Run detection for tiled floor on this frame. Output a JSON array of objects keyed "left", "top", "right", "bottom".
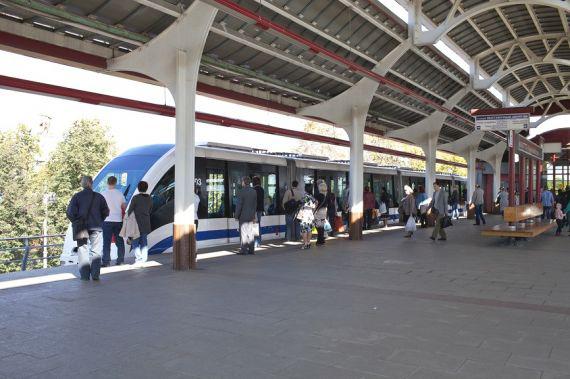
[{"left": 1, "top": 216, "right": 570, "bottom": 378}]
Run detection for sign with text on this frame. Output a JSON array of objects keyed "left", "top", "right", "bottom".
[
  {"left": 515, "top": 134, "right": 543, "bottom": 161},
  {"left": 472, "top": 108, "right": 532, "bottom": 131}
]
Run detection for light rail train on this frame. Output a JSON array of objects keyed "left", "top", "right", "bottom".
[{"left": 60, "top": 143, "right": 466, "bottom": 264}]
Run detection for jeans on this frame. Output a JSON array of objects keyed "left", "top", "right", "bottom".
[
  {"left": 132, "top": 234, "right": 148, "bottom": 263},
  {"left": 431, "top": 215, "right": 447, "bottom": 240},
  {"left": 475, "top": 204, "right": 486, "bottom": 225},
  {"left": 77, "top": 230, "right": 103, "bottom": 280},
  {"left": 286, "top": 214, "right": 301, "bottom": 241},
  {"left": 451, "top": 203, "right": 459, "bottom": 219},
  {"left": 102, "top": 221, "right": 125, "bottom": 264},
  {"left": 254, "top": 211, "right": 263, "bottom": 247},
  {"left": 239, "top": 221, "right": 255, "bottom": 255},
  {"left": 543, "top": 206, "right": 552, "bottom": 220}
]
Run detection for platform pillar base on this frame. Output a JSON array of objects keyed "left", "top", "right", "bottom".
[
  {"left": 349, "top": 212, "right": 363, "bottom": 240},
  {"left": 173, "top": 223, "right": 197, "bottom": 270}
]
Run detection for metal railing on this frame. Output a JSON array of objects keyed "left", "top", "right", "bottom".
[{"left": 0, "top": 234, "right": 65, "bottom": 272}]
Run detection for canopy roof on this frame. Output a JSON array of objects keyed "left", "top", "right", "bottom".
[{"left": 1, "top": 0, "right": 568, "bottom": 150}]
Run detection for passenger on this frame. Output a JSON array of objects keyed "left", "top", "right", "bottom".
[
  {"left": 555, "top": 203, "right": 564, "bottom": 236},
  {"left": 380, "top": 187, "right": 390, "bottom": 210},
  {"left": 514, "top": 191, "right": 520, "bottom": 206},
  {"left": 556, "top": 189, "right": 567, "bottom": 211},
  {"left": 363, "top": 186, "right": 376, "bottom": 230},
  {"left": 252, "top": 176, "right": 265, "bottom": 248},
  {"left": 471, "top": 184, "right": 486, "bottom": 226},
  {"left": 127, "top": 181, "right": 153, "bottom": 266},
  {"left": 66, "top": 175, "right": 109, "bottom": 281},
  {"left": 298, "top": 184, "right": 317, "bottom": 249},
  {"left": 415, "top": 185, "right": 428, "bottom": 228},
  {"left": 541, "top": 187, "right": 554, "bottom": 219},
  {"left": 101, "top": 176, "right": 126, "bottom": 267},
  {"left": 314, "top": 181, "right": 329, "bottom": 245},
  {"left": 401, "top": 185, "right": 416, "bottom": 238},
  {"left": 449, "top": 185, "right": 459, "bottom": 220},
  {"left": 194, "top": 185, "right": 200, "bottom": 231},
  {"left": 565, "top": 202, "right": 570, "bottom": 234},
  {"left": 429, "top": 182, "right": 448, "bottom": 242},
  {"left": 496, "top": 187, "right": 509, "bottom": 216},
  {"left": 327, "top": 192, "right": 338, "bottom": 237},
  {"left": 235, "top": 176, "right": 258, "bottom": 255},
  {"left": 282, "top": 180, "right": 304, "bottom": 241}
]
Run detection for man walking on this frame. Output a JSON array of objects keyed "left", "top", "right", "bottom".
[
  {"left": 541, "top": 187, "right": 554, "bottom": 219},
  {"left": 101, "top": 176, "right": 126, "bottom": 266},
  {"left": 67, "top": 176, "right": 109, "bottom": 280},
  {"left": 252, "top": 176, "right": 265, "bottom": 248},
  {"left": 471, "top": 184, "right": 486, "bottom": 226},
  {"left": 282, "top": 180, "right": 303, "bottom": 241},
  {"left": 429, "top": 182, "right": 448, "bottom": 241},
  {"left": 235, "top": 176, "right": 258, "bottom": 255}
]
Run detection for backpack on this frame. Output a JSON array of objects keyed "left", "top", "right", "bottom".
[{"left": 284, "top": 189, "right": 301, "bottom": 214}]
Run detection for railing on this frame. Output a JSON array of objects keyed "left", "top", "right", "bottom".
[{"left": 0, "top": 234, "right": 65, "bottom": 273}]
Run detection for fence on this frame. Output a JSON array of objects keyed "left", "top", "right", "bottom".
[{"left": 0, "top": 234, "right": 65, "bottom": 273}]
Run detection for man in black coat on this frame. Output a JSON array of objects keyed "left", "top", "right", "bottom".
[{"left": 67, "top": 175, "right": 109, "bottom": 280}]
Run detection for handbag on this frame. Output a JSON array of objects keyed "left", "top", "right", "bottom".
[
  {"left": 72, "top": 192, "right": 95, "bottom": 240},
  {"left": 442, "top": 216, "right": 453, "bottom": 229},
  {"left": 405, "top": 216, "right": 417, "bottom": 232},
  {"left": 252, "top": 222, "right": 260, "bottom": 237}
]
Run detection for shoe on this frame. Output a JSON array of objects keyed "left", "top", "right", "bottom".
[
  {"left": 249, "top": 252, "right": 255, "bottom": 255},
  {"left": 115, "top": 261, "right": 125, "bottom": 266},
  {"left": 438, "top": 238, "right": 447, "bottom": 241},
  {"left": 430, "top": 236, "right": 436, "bottom": 241},
  {"left": 80, "top": 277, "right": 90, "bottom": 281},
  {"left": 404, "top": 235, "right": 412, "bottom": 238},
  {"left": 473, "top": 224, "right": 480, "bottom": 226},
  {"left": 101, "top": 262, "right": 110, "bottom": 267},
  {"left": 236, "top": 252, "right": 246, "bottom": 255},
  {"left": 91, "top": 277, "right": 100, "bottom": 281}
]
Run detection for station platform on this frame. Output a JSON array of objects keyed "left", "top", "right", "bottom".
[{"left": 2, "top": 216, "right": 570, "bottom": 379}]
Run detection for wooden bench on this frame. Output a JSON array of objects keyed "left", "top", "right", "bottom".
[{"left": 481, "top": 203, "right": 557, "bottom": 238}]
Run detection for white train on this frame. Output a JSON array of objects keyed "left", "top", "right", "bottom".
[{"left": 60, "top": 143, "right": 466, "bottom": 264}]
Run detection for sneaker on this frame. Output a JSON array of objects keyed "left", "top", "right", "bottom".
[
  {"left": 438, "top": 238, "right": 447, "bottom": 241},
  {"left": 430, "top": 236, "right": 436, "bottom": 241},
  {"left": 101, "top": 262, "right": 111, "bottom": 268}
]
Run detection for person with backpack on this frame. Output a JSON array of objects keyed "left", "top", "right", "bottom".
[
  {"left": 282, "top": 180, "right": 304, "bottom": 241},
  {"left": 66, "top": 175, "right": 109, "bottom": 281}
]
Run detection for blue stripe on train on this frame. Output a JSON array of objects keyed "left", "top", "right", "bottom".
[{"left": 149, "top": 224, "right": 286, "bottom": 255}]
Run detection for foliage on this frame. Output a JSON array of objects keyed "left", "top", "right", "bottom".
[
  {"left": 294, "top": 122, "right": 349, "bottom": 160},
  {"left": 42, "top": 119, "right": 116, "bottom": 234}
]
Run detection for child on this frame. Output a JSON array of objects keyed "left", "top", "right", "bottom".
[{"left": 555, "top": 203, "right": 564, "bottom": 236}]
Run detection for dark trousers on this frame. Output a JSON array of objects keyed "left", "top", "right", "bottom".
[
  {"left": 419, "top": 212, "right": 427, "bottom": 228},
  {"left": 316, "top": 227, "right": 325, "bottom": 244},
  {"left": 102, "top": 221, "right": 125, "bottom": 264},
  {"left": 285, "top": 214, "right": 300, "bottom": 241},
  {"left": 475, "top": 204, "right": 486, "bottom": 225},
  {"left": 364, "top": 209, "right": 373, "bottom": 229},
  {"left": 543, "top": 206, "right": 552, "bottom": 220},
  {"left": 556, "top": 219, "right": 563, "bottom": 234}
]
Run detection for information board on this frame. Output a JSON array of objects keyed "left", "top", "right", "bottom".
[{"left": 475, "top": 113, "right": 530, "bottom": 131}]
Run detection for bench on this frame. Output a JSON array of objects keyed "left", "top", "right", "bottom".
[{"left": 481, "top": 203, "right": 557, "bottom": 238}]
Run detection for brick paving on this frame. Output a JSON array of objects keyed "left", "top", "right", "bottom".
[{"left": 1, "top": 215, "right": 570, "bottom": 378}]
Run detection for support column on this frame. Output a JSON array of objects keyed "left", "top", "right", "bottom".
[
  {"left": 528, "top": 159, "right": 534, "bottom": 203},
  {"left": 422, "top": 133, "right": 438, "bottom": 197},
  {"left": 553, "top": 164, "right": 556, "bottom": 192},
  {"left": 107, "top": 0, "right": 217, "bottom": 270},
  {"left": 467, "top": 147, "right": 477, "bottom": 204},
  {"left": 537, "top": 160, "right": 543, "bottom": 201},
  {"left": 348, "top": 106, "right": 365, "bottom": 240},
  {"left": 493, "top": 154, "right": 503, "bottom": 202},
  {"left": 508, "top": 131, "right": 516, "bottom": 206},
  {"left": 519, "top": 156, "right": 526, "bottom": 204}
]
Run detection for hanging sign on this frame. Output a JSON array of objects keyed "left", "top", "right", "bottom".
[
  {"left": 471, "top": 108, "right": 532, "bottom": 131},
  {"left": 515, "top": 134, "right": 543, "bottom": 161}
]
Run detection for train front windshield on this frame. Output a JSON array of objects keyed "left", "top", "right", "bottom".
[{"left": 92, "top": 155, "right": 160, "bottom": 201}]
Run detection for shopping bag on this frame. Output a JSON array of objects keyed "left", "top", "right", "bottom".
[
  {"left": 324, "top": 219, "right": 332, "bottom": 233},
  {"left": 442, "top": 216, "right": 453, "bottom": 229},
  {"left": 405, "top": 217, "right": 417, "bottom": 232},
  {"left": 379, "top": 202, "right": 387, "bottom": 214},
  {"left": 252, "top": 222, "right": 260, "bottom": 237}
]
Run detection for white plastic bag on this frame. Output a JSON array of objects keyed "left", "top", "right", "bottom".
[
  {"left": 405, "top": 216, "right": 417, "bottom": 232},
  {"left": 379, "top": 202, "right": 387, "bottom": 214}
]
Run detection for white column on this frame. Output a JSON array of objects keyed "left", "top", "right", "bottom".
[
  {"left": 493, "top": 155, "right": 502, "bottom": 199},
  {"left": 348, "top": 106, "right": 365, "bottom": 240},
  {"left": 467, "top": 147, "right": 477, "bottom": 203},
  {"left": 422, "top": 132, "right": 438, "bottom": 197}
]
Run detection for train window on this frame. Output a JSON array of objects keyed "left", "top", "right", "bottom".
[
  {"left": 93, "top": 169, "right": 146, "bottom": 202},
  {"left": 206, "top": 168, "right": 225, "bottom": 218},
  {"left": 150, "top": 166, "right": 175, "bottom": 231}
]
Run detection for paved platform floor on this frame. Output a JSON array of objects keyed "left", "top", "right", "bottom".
[{"left": 2, "top": 216, "right": 570, "bottom": 378}]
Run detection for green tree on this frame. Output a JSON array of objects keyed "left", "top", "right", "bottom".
[
  {"left": 294, "top": 122, "right": 349, "bottom": 160},
  {"left": 0, "top": 125, "right": 43, "bottom": 272},
  {"left": 43, "top": 119, "right": 116, "bottom": 234}
]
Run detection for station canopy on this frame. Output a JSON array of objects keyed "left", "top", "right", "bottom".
[{"left": 1, "top": 0, "right": 569, "bottom": 151}]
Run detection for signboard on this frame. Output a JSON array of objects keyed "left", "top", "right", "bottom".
[
  {"left": 515, "top": 134, "right": 543, "bottom": 161},
  {"left": 472, "top": 107, "right": 532, "bottom": 131},
  {"left": 543, "top": 142, "right": 562, "bottom": 154}
]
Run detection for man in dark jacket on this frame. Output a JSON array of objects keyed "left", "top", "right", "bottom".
[
  {"left": 235, "top": 176, "right": 258, "bottom": 255},
  {"left": 67, "top": 175, "right": 109, "bottom": 280},
  {"left": 252, "top": 176, "right": 265, "bottom": 248}
]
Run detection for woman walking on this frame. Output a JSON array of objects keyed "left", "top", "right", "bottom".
[
  {"left": 314, "top": 181, "right": 329, "bottom": 246},
  {"left": 555, "top": 203, "right": 564, "bottom": 236},
  {"left": 415, "top": 185, "right": 428, "bottom": 228},
  {"left": 297, "top": 184, "right": 317, "bottom": 250},
  {"left": 400, "top": 185, "right": 417, "bottom": 238},
  {"left": 127, "top": 181, "right": 153, "bottom": 266}
]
